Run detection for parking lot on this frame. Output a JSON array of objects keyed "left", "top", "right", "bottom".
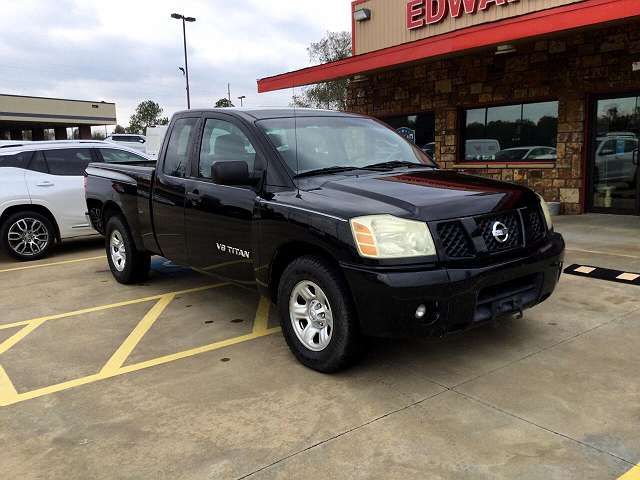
[{"left": 0, "top": 215, "right": 639, "bottom": 479}]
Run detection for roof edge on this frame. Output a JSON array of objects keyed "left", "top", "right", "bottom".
[{"left": 257, "top": 0, "right": 640, "bottom": 93}]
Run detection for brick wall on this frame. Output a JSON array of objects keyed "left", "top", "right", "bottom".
[{"left": 347, "top": 21, "right": 640, "bottom": 214}]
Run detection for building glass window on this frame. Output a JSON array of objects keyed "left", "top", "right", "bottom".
[
  {"left": 463, "top": 101, "right": 559, "bottom": 162},
  {"left": 381, "top": 113, "right": 436, "bottom": 158}
]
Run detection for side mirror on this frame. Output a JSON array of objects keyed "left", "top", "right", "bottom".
[{"left": 211, "top": 161, "right": 252, "bottom": 186}]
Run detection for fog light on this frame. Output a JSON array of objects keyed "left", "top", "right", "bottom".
[{"left": 415, "top": 304, "right": 427, "bottom": 319}]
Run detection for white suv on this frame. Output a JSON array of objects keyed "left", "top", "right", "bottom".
[{"left": 0, "top": 141, "right": 153, "bottom": 261}]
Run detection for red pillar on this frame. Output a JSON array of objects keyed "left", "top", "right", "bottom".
[
  {"left": 54, "top": 127, "right": 67, "bottom": 140},
  {"left": 78, "top": 125, "right": 92, "bottom": 140},
  {"left": 31, "top": 128, "right": 45, "bottom": 141}
]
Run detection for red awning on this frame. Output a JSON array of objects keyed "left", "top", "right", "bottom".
[{"left": 257, "top": 0, "right": 640, "bottom": 93}]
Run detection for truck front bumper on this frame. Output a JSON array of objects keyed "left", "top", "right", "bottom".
[{"left": 340, "top": 232, "right": 565, "bottom": 338}]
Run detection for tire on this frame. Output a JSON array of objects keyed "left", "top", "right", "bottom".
[
  {"left": 1, "top": 211, "right": 55, "bottom": 261},
  {"left": 277, "top": 255, "right": 363, "bottom": 373},
  {"left": 105, "top": 215, "right": 150, "bottom": 284}
]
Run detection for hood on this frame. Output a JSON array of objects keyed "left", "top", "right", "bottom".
[{"left": 299, "top": 169, "right": 537, "bottom": 222}]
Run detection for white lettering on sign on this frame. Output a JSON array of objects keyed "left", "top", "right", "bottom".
[
  {"left": 407, "top": 0, "right": 519, "bottom": 30},
  {"left": 216, "top": 243, "right": 251, "bottom": 259}
]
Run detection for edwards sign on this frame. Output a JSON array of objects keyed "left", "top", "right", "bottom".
[{"left": 407, "top": 0, "right": 520, "bottom": 30}]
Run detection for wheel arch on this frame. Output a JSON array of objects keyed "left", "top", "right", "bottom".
[
  {"left": 0, "top": 204, "right": 61, "bottom": 243},
  {"left": 268, "top": 240, "right": 351, "bottom": 305}
]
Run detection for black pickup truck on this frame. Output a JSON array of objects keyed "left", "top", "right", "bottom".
[{"left": 85, "top": 108, "right": 565, "bottom": 372}]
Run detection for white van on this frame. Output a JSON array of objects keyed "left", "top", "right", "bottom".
[
  {"left": 465, "top": 139, "right": 501, "bottom": 161},
  {"left": 144, "top": 126, "right": 169, "bottom": 159}
]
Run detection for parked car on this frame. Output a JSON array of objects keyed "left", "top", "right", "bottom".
[
  {"left": 494, "top": 146, "right": 558, "bottom": 162},
  {"left": 465, "top": 139, "right": 501, "bottom": 161},
  {"left": 105, "top": 134, "right": 147, "bottom": 153},
  {"left": 0, "top": 140, "right": 31, "bottom": 148},
  {"left": 594, "top": 134, "right": 639, "bottom": 186},
  {"left": 86, "top": 109, "right": 564, "bottom": 373},
  {"left": 0, "top": 141, "right": 154, "bottom": 261}
]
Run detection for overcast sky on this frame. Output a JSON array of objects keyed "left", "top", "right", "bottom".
[{"left": 0, "top": 0, "right": 351, "bottom": 129}]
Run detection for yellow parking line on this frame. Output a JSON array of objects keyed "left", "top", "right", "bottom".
[
  {"left": 100, "top": 294, "right": 176, "bottom": 375},
  {"left": 619, "top": 466, "right": 640, "bottom": 480},
  {"left": 0, "top": 283, "right": 229, "bottom": 332},
  {"left": 0, "top": 283, "right": 229, "bottom": 359},
  {"left": 0, "top": 296, "right": 280, "bottom": 407},
  {"left": 0, "top": 320, "right": 48, "bottom": 354},
  {"left": 0, "top": 365, "right": 18, "bottom": 405},
  {"left": 0, "top": 255, "right": 106, "bottom": 274}
]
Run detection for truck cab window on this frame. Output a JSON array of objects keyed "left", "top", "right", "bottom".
[
  {"left": 199, "top": 118, "right": 258, "bottom": 180},
  {"left": 163, "top": 118, "right": 197, "bottom": 178},
  {"left": 100, "top": 148, "right": 146, "bottom": 164}
]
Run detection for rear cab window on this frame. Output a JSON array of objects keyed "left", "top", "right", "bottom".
[
  {"left": 163, "top": 118, "right": 198, "bottom": 178},
  {"left": 99, "top": 148, "right": 147, "bottom": 164}
]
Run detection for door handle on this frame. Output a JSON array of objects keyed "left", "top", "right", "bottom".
[{"left": 36, "top": 181, "right": 55, "bottom": 187}]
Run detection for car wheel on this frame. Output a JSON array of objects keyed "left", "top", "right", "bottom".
[
  {"left": 105, "top": 215, "right": 150, "bottom": 284},
  {"left": 277, "top": 255, "right": 363, "bottom": 373},
  {"left": 1, "top": 211, "right": 54, "bottom": 261}
]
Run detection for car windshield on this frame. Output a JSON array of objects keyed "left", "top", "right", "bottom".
[{"left": 257, "top": 116, "right": 436, "bottom": 176}]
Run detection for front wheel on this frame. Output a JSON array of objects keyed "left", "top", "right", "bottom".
[
  {"left": 277, "top": 256, "right": 363, "bottom": 373},
  {"left": 105, "top": 215, "right": 150, "bottom": 284},
  {"left": 1, "top": 211, "right": 55, "bottom": 261}
]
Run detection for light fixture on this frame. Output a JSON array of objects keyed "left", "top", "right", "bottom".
[
  {"left": 495, "top": 44, "right": 517, "bottom": 55},
  {"left": 353, "top": 8, "right": 372, "bottom": 22}
]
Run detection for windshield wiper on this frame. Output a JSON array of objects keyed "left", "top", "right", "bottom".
[
  {"left": 295, "top": 166, "right": 363, "bottom": 178},
  {"left": 362, "top": 161, "right": 431, "bottom": 170}
]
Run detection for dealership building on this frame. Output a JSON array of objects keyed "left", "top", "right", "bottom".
[
  {"left": 0, "top": 94, "right": 116, "bottom": 141},
  {"left": 259, "top": 0, "right": 640, "bottom": 215}
]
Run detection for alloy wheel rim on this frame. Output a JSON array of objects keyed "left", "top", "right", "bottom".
[
  {"left": 289, "top": 280, "right": 334, "bottom": 352},
  {"left": 110, "top": 230, "right": 127, "bottom": 272},
  {"left": 7, "top": 218, "right": 49, "bottom": 257}
]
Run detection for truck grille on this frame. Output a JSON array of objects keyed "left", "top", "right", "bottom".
[
  {"left": 434, "top": 207, "right": 546, "bottom": 261},
  {"left": 477, "top": 211, "right": 522, "bottom": 252},
  {"left": 437, "top": 221, "right": 474, "bottom": 259},
  {"left": 523, "top": 208, "right": 546, "bottom": 244}
]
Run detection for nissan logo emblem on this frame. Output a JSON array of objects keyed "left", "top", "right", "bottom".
[{"left": 492, "top": 221, "right": 510, "bottom": 243}]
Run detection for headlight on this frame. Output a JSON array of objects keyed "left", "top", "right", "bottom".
[
  {"left": 536, "top": 193, "right": 553, "bottom": 230},
  {"left": 350, "top": 215, "right": 436, "bottom": 259}
]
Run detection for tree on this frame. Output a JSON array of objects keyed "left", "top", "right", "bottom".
[
  {"left": 128, "top": 100, "right": 169, "bottom": 134},
  {"left": 113, "top": 125, "right": 126, "bottom": 134},
  {"left": 215, "top": 98, "right": 235, "bottom": 108},
  {"left": 92, "top": 131, "right": 106, "bottom": 140},
  {"left": 292, "top": 31, "right": 352, "bottom": 111}
]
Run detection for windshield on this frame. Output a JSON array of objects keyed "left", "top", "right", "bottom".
[{"left": 257, "top": 116, "right": 436, "bottom": 176}]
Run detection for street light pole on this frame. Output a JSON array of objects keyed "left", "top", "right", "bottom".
[
  {"left": 171, "top": 13, "right": 196, "bottom": 109},
  {"left": 237, "top": 95, "right": 246, "bottom": 107}
]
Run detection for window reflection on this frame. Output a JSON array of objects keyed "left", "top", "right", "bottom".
[
  {"left": 381, "top": 113, "right": 436, "bottom": 158},
  {"left": 591, "top": 95, "right": 639, "bottom": 212},
  {"left": 463, "top": 101, "right": 559, "bottom": 162}
]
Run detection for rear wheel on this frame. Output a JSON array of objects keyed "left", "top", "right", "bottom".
[
  {"left": 1, "top": 211, "right": 54, "bottom": 261},
  {"left": 105, "top": 215, "right": 150, "bottom": 284},
  {"left": 277, "top": 255, "right": 363, "bottom": 373}
]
